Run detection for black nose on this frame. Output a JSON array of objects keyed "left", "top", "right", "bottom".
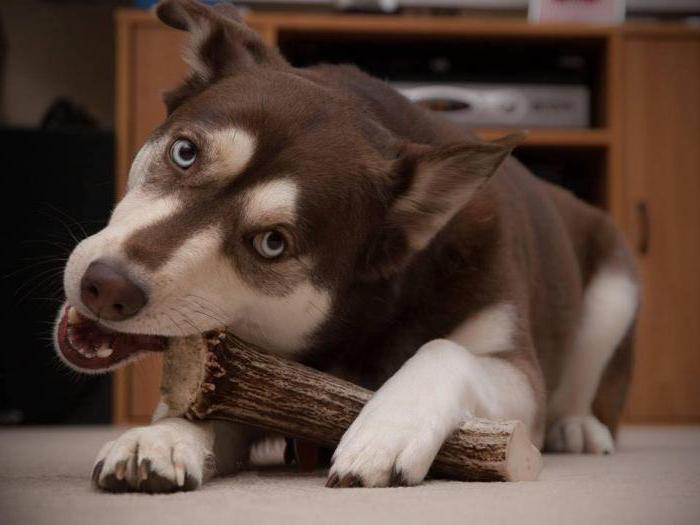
[{"left": 80, "top": 261, "right": 147, "bottom": 321}]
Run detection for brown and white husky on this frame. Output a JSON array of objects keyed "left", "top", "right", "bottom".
[{"left": 54, "top": 0, "right": 638, "bottom": 492}]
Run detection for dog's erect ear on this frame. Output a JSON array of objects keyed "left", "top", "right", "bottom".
[
  {"left": 156, "top": 0, "right": 285, "bottom": 82},
  {"left": 362, "top": 133, "right": 523, "bottom": 280}
]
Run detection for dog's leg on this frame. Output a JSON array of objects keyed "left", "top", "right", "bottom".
[
  {"left": 546, "top": 268, "right": 638, "bottom": 454},
  {"left": 328, "top": 337, "right": 537, "bottom": 488},
  {"left": 93, "top": 403, "right": 251, "bottom": 492}
]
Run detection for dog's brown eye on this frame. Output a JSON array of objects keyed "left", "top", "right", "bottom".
[
  {"left": 170, "top": 139, "right": 197, "bottom": 169},
  {"left": 253, "top": 230, "right": 286, "bottom": 259}
]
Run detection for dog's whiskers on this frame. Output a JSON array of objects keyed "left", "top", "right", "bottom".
[
  {"left": 41, "top": 203, "right": 90, "bottom": 242},
  {"left": 184, "top": 293, "right": 228, "bottom": 320},
  {"left": 163, "top": 310, "right": 189, "bottom": 337},
  {"left": 13, "top": 268, "right": 66, "bottom": 306},
  {"left": 169, "top": 306, "right": 204, "bottom": 336},
  {"left": 2, "top": 257, "right": 66, "bottom": 280}
]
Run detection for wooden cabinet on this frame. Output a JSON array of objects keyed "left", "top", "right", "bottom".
[
  {"left": 620, "top": 36, "right": 700, "bottom": 422},
  {"left": 113, "top": 10, "right": 700, "bottom": 424}
]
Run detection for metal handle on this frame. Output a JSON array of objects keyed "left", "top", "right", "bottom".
[{"left": 636, "top": 201, "right": 650, "bottom": 255}]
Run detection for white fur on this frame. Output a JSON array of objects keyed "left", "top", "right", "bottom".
[
  {"left": 94, "top": 418, "right": 215, "bottom": 490},
  {"left": 109, "top": 188, "right": 181, "bottom": 231},
  {"left": 208, "top": 127, "right": 256, "bottom": 181},
  {"left": 249, "top": 437, "right": 286, "bottom": 466},
  {"left": 233, "top": 279, "right": 331, "bottom": 356},
  {"left": 330, "top": 338, "right": 536, "bottom": 487},
  {"left": 127, "top": 140, "right": 160, "bottom": 190},
  {"left": 243, "top": 179, "right": 299, "bottom": 226},
  {"left": 151, "top": 399, "right": 170, "bottom": 423},
  {"left": 547, "top": 268, "right": 638, "bottom": 454},
  {"left": 546, "top": 415, "right": 615, "bottom": 454},
  {"left": 448, "top": 302, "right": 517, "bottom": 355}
]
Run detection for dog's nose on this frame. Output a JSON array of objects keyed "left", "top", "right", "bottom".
[{"left": 80, "top": 261, "right": 147, "bottom": 321}]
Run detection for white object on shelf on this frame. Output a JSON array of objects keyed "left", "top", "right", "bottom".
[
  {"left": 529, "top": 0, "right": 626, "bottom": 24},
  {"left": 395, "top": 82, "right": 590, "bottom": 128}
]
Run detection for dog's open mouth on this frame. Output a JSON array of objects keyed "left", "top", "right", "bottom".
[{"left": 56, "top": 305, "right": 168, "bottom": 371}]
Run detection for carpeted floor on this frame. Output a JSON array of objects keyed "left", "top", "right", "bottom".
[{"left": 1, "top": 426, "right": 699, "bottom": 525}]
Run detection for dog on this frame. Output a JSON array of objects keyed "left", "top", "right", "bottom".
[{"left": 54, "top": 0, "right": 638, "bottom": 492}]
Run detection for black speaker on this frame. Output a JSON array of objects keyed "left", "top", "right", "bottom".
[{"left": 0, "top": 127, "right": 114, "bottom": 424}]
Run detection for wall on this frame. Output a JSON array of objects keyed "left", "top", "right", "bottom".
[{"left": 0, "top": 0, "right": 120, "bottom": 129}]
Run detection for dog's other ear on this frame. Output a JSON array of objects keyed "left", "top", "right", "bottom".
[
  {"left": 156, "top": 0, "right": 286, "bottom": 82},
  {"left": 362, "top": 133, "right": 523, "bottom": 280}
]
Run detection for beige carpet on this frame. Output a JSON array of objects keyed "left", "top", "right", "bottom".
[{"left": 1, "top": 426, "right": 699, "bottom": 525}]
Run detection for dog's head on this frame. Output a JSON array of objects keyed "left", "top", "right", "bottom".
[{"left": 55, "top": 0, "right": 516, "bottom": 373}]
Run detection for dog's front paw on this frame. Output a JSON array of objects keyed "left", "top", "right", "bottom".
[
  {"left": 545, "top": 415, "right": 615, "bottom": 454},
  {"left": 92, "top": 423, "right": 213, "bottom": 493},
  {"left": 327, "top": 408, "right": 445, "bottom": 488}
]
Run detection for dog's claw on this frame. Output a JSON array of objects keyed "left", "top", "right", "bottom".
[
  {"left": 325, "top": 472, "right": 339, "bottom": 488},
  {"left": 114, "top": 459, "right": 128, "bottom": 481},
  {"left": 389, "top": 468, "right": 408, "bottom": 487},
  {"left": 138, "top": 459, "right": 151, "bottom": 482},
  {"left": 91, "top": 460, "right": 104, "bottom": 486},
  {"left": 338, "top": 474, "right": 363, "bottom": 488},
  {"left": 175, "top": 462, "right": 186, "bottom": 487}
]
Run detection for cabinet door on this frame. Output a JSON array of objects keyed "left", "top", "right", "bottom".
[{"left": 622, "top": 37, "right": 700, "bottom": 422}]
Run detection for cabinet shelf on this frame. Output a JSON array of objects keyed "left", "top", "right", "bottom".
[{"left": 476, "top": 128, "right": 610, "bottom": 147}]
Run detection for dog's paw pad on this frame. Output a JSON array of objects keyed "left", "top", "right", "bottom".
[{"left": 546, "top": 415, "right": 615, "bottom": 454}]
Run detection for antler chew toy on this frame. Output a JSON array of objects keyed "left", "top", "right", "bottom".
[{"left": 160, "top": 331, "right": 543, "bottom": 482}]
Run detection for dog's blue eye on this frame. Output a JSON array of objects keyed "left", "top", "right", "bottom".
[
  {"left": 253, "top": 230, "right": 286, "bottom": 259},
  {"left": 170, "top": 139, "right": 197, "bottom": 169}
]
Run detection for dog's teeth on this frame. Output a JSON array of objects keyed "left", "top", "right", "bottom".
[
  {"left": 74, "top": 343, "right": 95, "bottom": 359},
  {"left": 67, "top": 307, "right": 80, "bottom": 324},
  {"left": 68, "top": 330, "right": 79, "bottom": 349},
  {"left": 80, "top": 347, "right": 96, "bottom": 359},
  {"left": 175, "top": 462, "right": 185, "bottom": 487},
  {"left": 96, "top": 345, "right": 113, "bottom": 358}
]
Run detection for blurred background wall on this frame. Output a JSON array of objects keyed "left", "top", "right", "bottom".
[{"left": 0, "top": 0, "right": 118, "bottom": 129}]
